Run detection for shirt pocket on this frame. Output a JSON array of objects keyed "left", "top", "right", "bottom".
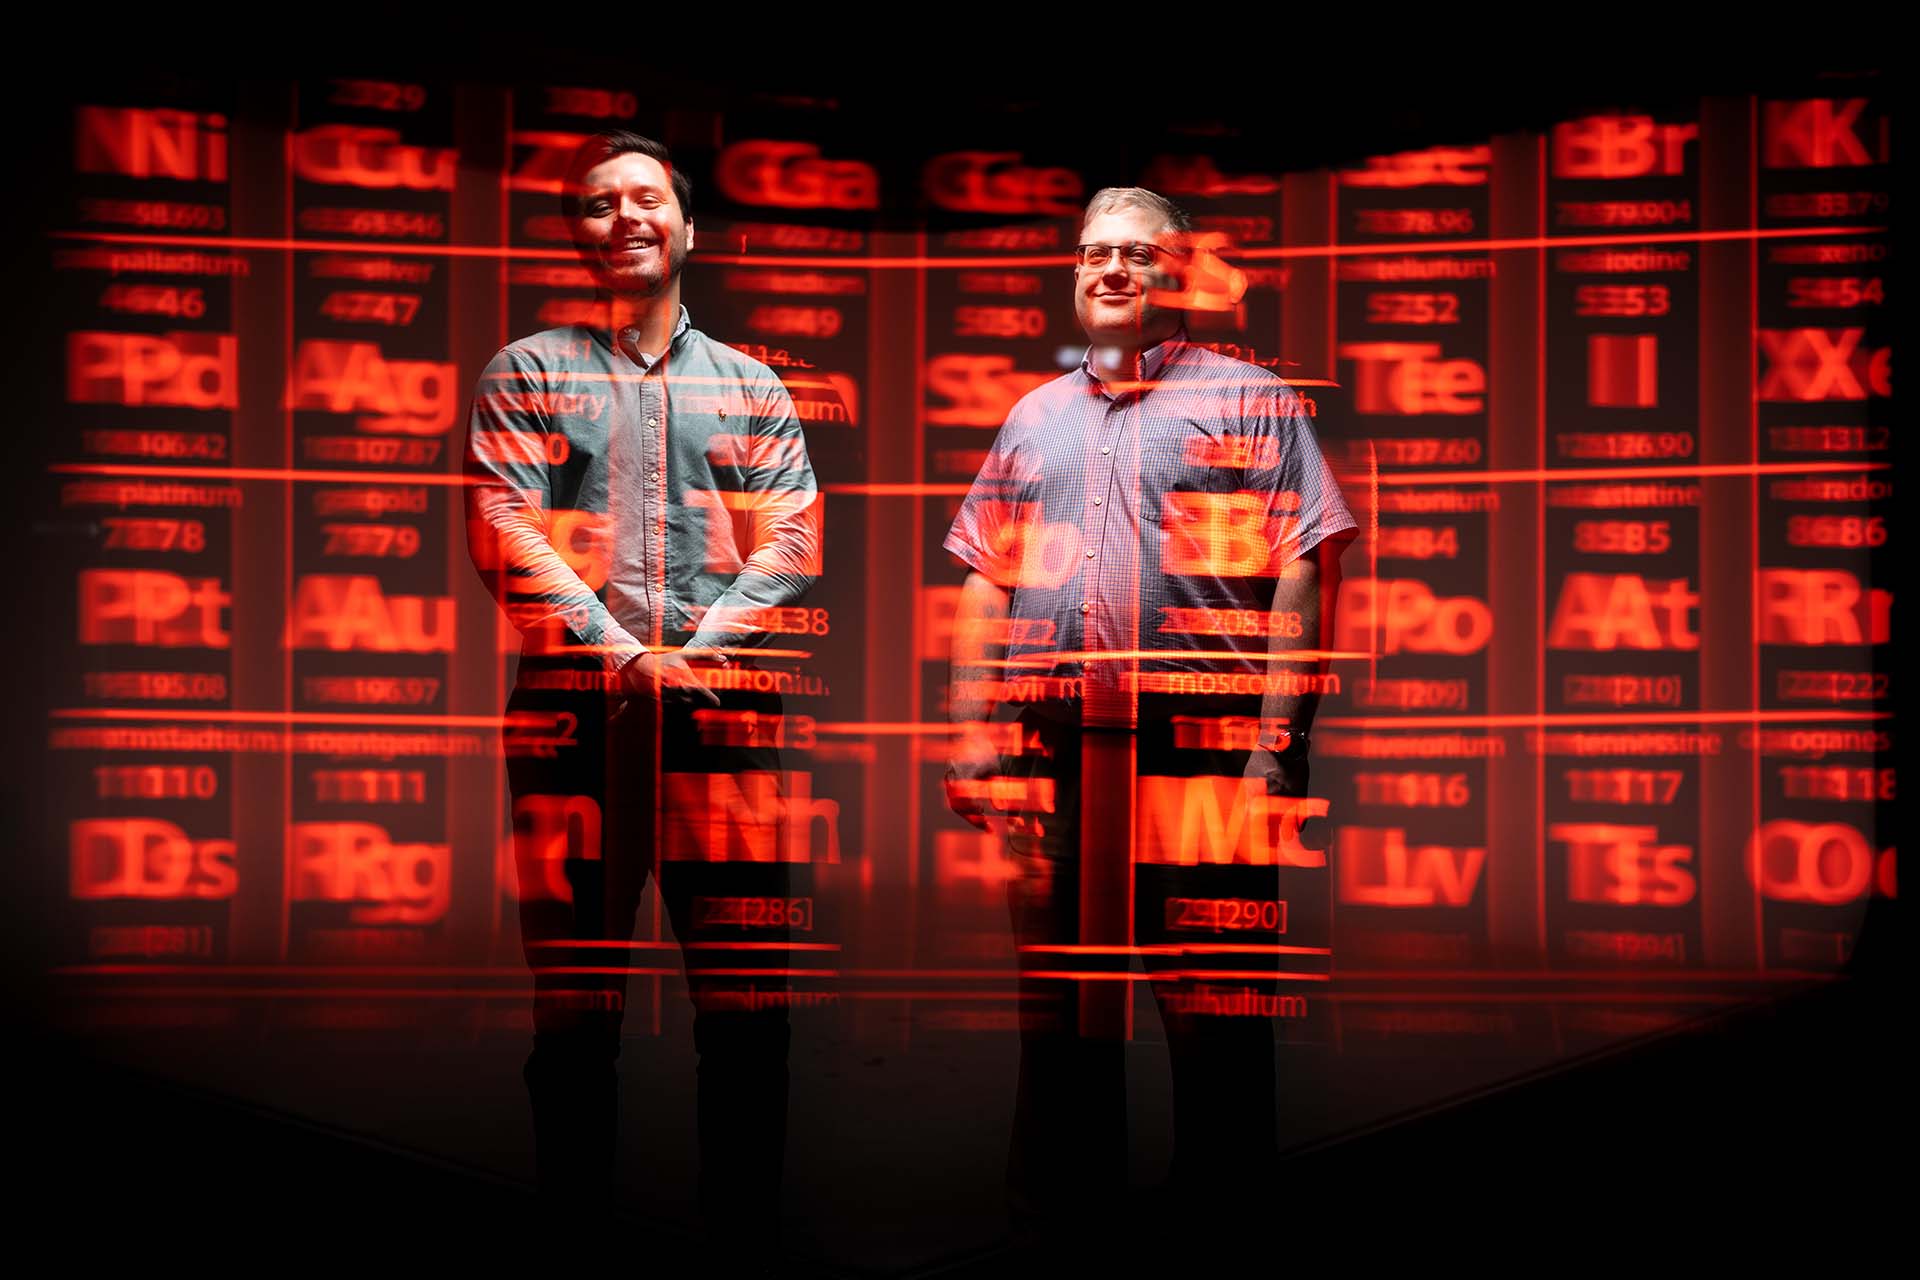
[
  {"left": 1137, "top": 416, "right": 1245, "bottom": 526},
  {"left": 1139, "top": 459, "right": 1242, "bottom": 526}
]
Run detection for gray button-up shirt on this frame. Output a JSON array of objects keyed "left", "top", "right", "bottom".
[
  {"left": 944, "top": 332, "right": 1354, "bottom": 724},
  {"left": 466, "top": 307, "right": 820, "bottom": 678}
]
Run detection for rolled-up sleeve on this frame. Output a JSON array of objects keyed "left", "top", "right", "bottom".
[
  {"left": 464, "top": 346, "right": 645, "bottom": 675},
  {"left": 682, "top": 371, "right": 821, "bottom": 655}
]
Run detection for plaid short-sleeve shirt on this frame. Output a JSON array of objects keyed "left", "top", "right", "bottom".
[{"left": 944, "top": 333, "right": 1355, "bottom": 726}]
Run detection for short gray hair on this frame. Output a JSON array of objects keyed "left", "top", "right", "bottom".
[{"left": 1080, "top": 186, "right": 1193, "bottom": 236}]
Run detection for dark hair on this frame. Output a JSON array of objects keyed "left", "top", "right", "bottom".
[{"left": 559, "top": 130, "right": 694, "bottom": 221}]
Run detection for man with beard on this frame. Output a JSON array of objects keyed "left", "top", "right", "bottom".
[
  {"left": 464, "top": 130, "right": 820, "bottom": 1243},
  {"left": 944, "top": 187, "right": 1354, "bottom": 1231}
]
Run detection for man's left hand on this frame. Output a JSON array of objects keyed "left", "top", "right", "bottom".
[{"left": 1244, "top": 746, "right": 1310, "bottom": 799}]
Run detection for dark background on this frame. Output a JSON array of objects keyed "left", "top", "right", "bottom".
[{"left": 5, "top": 38, "right": 1902, "bottom": 1273}]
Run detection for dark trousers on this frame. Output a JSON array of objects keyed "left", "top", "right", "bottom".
[
  {"left": 1000, "top": 704, "right": 1284, "bottom": 1223},
  {"left": 505, "top": 673, "right": 791, "bottom": 1233}
]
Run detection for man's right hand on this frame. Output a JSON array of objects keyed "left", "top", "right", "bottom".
[
  {"left": 944, "top": 723, "right": 1003, "bottom": 831},
  {"left": 619, "top": 650, "right": 722, "bottom": 707}
]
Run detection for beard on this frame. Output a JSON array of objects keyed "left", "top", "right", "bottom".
[{"left": 584, "top": 228, "right": 690, "bottom": 297}]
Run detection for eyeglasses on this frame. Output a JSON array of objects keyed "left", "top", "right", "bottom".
[{"left": 1073, "top": 242, "right": 1187, "bottom": 270}]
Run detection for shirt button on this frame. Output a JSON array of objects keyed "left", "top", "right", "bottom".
[
  {"left": 650, "top": 470, "right": 660, "bottom": 482},
  {"left": 1092, "top": 497, "right": 1102, "bottom": 506},
  {"left": 1085, "top": 549, "right": 1096, "bottom": 559},
  {"left": 1101, "top": 446, "right": 1111, "bottom": 455},
  {"left": 1079, "top": 603, "right": 1090, "bottom": 614},
  {"left": 647, "top": 416, "right": 659, "bottom": 427}
]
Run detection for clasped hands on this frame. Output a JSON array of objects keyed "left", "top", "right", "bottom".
[{"left": 617, "top": 648, "right": 722, "bottom": 709}]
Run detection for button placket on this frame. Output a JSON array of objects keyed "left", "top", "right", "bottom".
[
  {"left": 1083, "top": 397, "right": 1133, "bottom": 666},
  {"left": 643, "top": 378, "right": 665, "bottom": 630}
]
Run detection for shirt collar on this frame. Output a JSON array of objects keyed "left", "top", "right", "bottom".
[
  {"left": 614, "top": 304, "right": 693, "bottom": 369},
  {"left": 1079, "top": 325, "right": 1188, "bottom": 398}
]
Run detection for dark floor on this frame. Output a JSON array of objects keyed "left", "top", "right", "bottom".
[{"left": 22, "top": 967, "right": 1900, "bottom": 1274}]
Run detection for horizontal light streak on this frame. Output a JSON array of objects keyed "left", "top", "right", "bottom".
[
  {"left": 1322, "top": 709, "right": 1891, "bottom": 730},
  {"left": 55, "top": 459, "right": 1890, "bottom": 497},
  {"left": 53, "top": 222, "right": 1884, "bottom": 268},
  {"left": 50, "top": 707, "right": 557, "bottom": 728},
  {"left": 1370, "top": 459, "right": 1892, "bottom": 488},
  {"left": 992, "top": 649, "right": 1368, "bottom": 665}
]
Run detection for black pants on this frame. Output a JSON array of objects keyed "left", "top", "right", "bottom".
[
  {"left": 505, "top": 671, "right": 792, "bottom": 1231},
  {"left": 999, "top": 701, "right": 1285, "bottom": 1222}
]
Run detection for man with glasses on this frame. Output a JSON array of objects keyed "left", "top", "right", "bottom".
[{"left": 943, "top": 187, "right": 1355, "bottom": 1230}]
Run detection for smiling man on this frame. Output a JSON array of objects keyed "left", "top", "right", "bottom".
[
  {"left": 464, "top": 130, "right": 819, "bottom": 1243},
  {"left": 944, "top": 186, "right": 1356, "bottom": 1227}
]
